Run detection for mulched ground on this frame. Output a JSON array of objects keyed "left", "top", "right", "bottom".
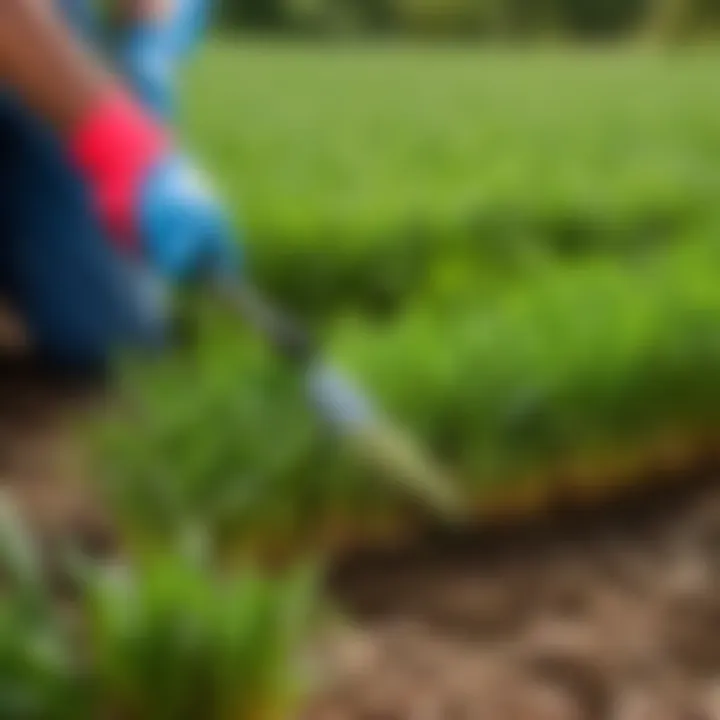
[
  {"left": 304, "top": 474, "right": 720, "bottom": 719},
  {"left": 306, "top": 472, "right": 720, "bottom": 720},
  {"left": 0, "top": 355, "right": 107, "bottom": 548},
  {"left": 3, "top": 327, "right": 720, "bottom": 720}
]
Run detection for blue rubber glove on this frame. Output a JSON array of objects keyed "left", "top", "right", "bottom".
[
  {"left": 120, "top": 0, "right": 211, "bottom": 119},
  {"left": 140, "top": 154, "right": 241, "bottom": 282}
]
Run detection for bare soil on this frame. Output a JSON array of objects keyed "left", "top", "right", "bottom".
[
  {"left": 305, "top": 475, "right": 720, "bottom": 720},
  {"left": 4, "top": 329, "right": 720, "bottom": 720},
  {"left": 0, "top": 348, "right": 112, "bottom": 556}
]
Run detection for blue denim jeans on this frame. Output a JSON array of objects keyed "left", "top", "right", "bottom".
[{"left": 0, "top": 101, "right": 169, "bottom": 370}]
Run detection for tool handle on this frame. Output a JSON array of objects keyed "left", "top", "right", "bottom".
[
  {"left": 210, "top": 272, "right": 463, "bottom": 517},
  {"left": 212, "top": 276, "right": 316, "bottom": 364}
]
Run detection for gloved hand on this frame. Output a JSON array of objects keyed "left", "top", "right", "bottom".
[
  {"left": 69, "top": 90, "right": 240, "bottom": 283},
  {"left": 118, "top": 0, "right": 211, "bottom": 119},
  {"left": 140, "top": 153, "right": 240, "bottom": 281}
]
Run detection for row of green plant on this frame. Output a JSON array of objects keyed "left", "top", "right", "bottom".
[
  {"left": 241, "top": 191, "right": 708, "bottom": 320},
  {"left": 183, "top": 45, "right": 720, "bottom": 317},
  {"left": 89, "top": 237, "right": 720, "bottom": 561},
  {"left": 336, "top": 240, "right": 720, "bottom": 496}
]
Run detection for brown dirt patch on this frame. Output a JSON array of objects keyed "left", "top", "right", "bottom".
[
  {"left": 0, "top": 348, "right": 111, "bottom": 555},
  {"left": 306, "top": 477, "right": 720, "bottom": 719}
]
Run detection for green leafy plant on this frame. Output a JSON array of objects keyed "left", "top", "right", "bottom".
[
  {"left": 0, "top": 493, "right": 323, "bottom": 720},
  {"left": 0, "top": 495, "right": 87, "bottom": 720},
  {"left": 89, "top": 307, "right": 415, "bottom": 560},
  {"left": 334, "top": 241, "right": 720, "bottom": 506},
  {"left": 85, "top": 555, "right": 321, "bottom": 720},
  {"left": 93, "top": 241, "right": 720, "bottom": 543}
]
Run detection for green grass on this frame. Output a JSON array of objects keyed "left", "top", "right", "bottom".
[
  {"left": 0, "top": 493, "right": 321, "bottom": 720},
  {"left": 184, "top": 42, "right": 720, "bottom": 316}
]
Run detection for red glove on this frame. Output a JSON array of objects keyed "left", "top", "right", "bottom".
[
  {"left": 68, "top": 88, "right": 240, "bottom": 282},
  {"left": 68, "top": 89, "right": 170, "bottom": 250}
]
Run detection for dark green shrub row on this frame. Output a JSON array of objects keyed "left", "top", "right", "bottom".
[{"left": 243, "top": 195, "right": 704, "bottom": 320}]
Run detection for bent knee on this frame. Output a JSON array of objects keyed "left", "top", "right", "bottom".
[{"left": 33, "top": 264, "right": 171, "bottom": 371}]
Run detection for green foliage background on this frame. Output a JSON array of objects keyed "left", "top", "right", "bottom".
[
  {"left": 183, "top": 44, "right": 720, "bottom": 318},
  {"left": 215, "top": 0, "right": 720, "bottom": 39}
]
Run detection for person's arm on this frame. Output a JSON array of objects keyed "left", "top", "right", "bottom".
[
  {"left": 0, "top": 0, "right": 238, "bottom": 283},
  {"left": 0, "top": 0, "right": 112, "bottom": 133}
]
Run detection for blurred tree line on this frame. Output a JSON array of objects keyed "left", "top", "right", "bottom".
[{"left": 216, "top": 0, "right": 720, "bottom": 39}]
